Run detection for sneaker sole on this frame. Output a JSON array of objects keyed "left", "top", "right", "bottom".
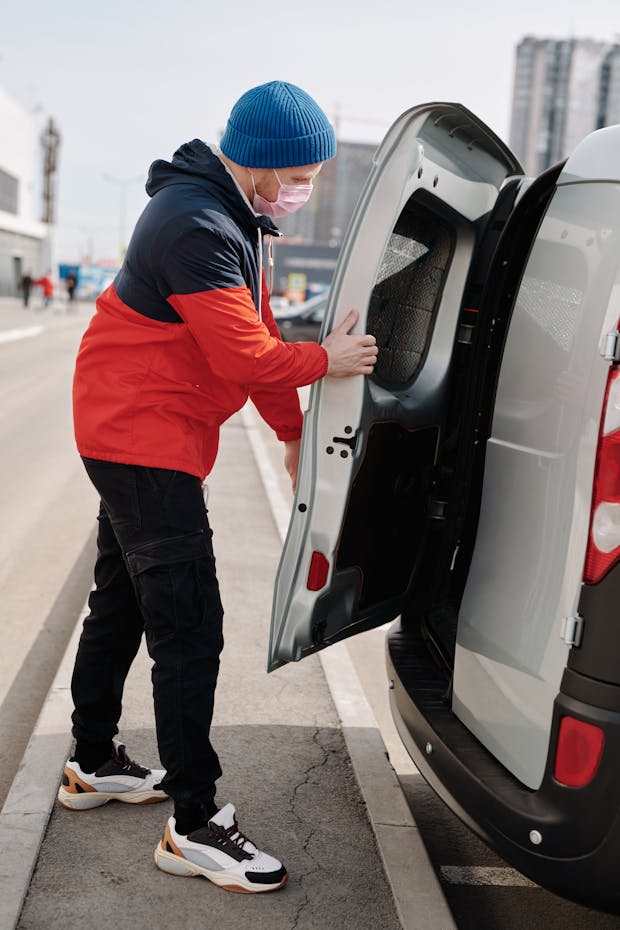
[
  {"left": 154, "top": 842, "right": 288, "bottom": 894},
  {"left": 57, "top": 786, "right": 168, "bottom": 810}
]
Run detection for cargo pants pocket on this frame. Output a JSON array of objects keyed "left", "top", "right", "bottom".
[{"left": 126, "top": 530, "right": 214, "bottom": 648}]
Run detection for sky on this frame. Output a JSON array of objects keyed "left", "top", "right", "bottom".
[{"left": 2, "top": 0, "right": 619, "bottom": 262}]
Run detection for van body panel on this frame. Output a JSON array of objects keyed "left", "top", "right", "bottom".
[
  {"left": 454, "top": 179, "right": 620, "bottom": 788},
  {"left": 557, "top": 125, "right": 620, "bottom": 184}
]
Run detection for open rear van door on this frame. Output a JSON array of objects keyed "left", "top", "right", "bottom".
[{"left": 269, "top": 103, "right": 523, "bottom": 671}]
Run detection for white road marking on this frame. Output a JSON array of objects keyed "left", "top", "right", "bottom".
[
  {"left": 440, "top": 866, "right": 537, "bottom": 887},
  {"left": 0, "top": 326, "right": 44, "bottom": 345}
]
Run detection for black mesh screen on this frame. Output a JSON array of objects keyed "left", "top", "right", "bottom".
[{"left": 367, "top": 201, "right": 453, "bottom": 385}]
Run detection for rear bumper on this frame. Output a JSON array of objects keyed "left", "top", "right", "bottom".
[{"left": 387, "top": 620, "right": 620, "bottom": 912}]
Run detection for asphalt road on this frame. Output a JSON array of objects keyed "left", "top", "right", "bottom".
[
  {"left": 0, "top": 298, "right": 98, "bottom": 807},
  {"left": 2, "top": 294, "right": 620, "bottom": 928}
]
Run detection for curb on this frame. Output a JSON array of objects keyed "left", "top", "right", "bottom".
[
  {"left": 0, "top": 600, "right": 89, "bottom": 930},
  {"left": 241, "top": 403, "right": 457, "bottom": 930}
]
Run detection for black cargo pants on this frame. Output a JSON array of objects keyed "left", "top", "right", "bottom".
[{"left": 71, "top": 458, "right": 224, "bottom": 805}]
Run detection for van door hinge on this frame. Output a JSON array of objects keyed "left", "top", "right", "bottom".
[
  {"left": 602, "top": 330, "right": 620, "bottom": 361},
  {"left": 561, "top": 615, "right": 584, "bottom": 647}
]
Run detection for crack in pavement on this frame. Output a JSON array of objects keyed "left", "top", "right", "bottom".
[{"left": 288, "top": 728, "right": 337, "bottom": 930}]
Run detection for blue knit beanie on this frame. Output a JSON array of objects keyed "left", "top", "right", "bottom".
[{"left": 220, "top": 80, "right": 336, "bottom": 168}]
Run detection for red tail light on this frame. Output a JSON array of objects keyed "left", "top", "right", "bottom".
[
  {"left": 307, "top": 551, "right": 329, "bottom": 591},
  {"left": 583, "top": 367, "right": 620, "bottom": 584},
  {"left": 554, "top": 716, "right": 605, "bottom": 787}
]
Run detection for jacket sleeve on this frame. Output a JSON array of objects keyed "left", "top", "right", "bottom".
[
  {"left": 247, "top": 273, "right": 305, "bottom": 441},
  {"left": 164, "top": 227, "right": 328, "bottom": 390}
]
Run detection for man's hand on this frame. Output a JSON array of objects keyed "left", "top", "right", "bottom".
[
  {"left": 321, "top": 309, "right": 378, "bottom": 378},
  {"left": 284, "top": 438, "right": 301, "bottom": 493}
]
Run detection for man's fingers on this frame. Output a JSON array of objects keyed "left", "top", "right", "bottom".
[
  {"left": 356, "top": 357, "right": 378, "bottom": 374},
  {"left": 322, "top": 311, "right": 380, "bottom": 378},
  {"left": 332, "top": 308, "right": 359, "bottom": 334}
]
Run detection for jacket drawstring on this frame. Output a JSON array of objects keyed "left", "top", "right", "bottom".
[{"left": 267, "top": 237, "right": 274, "bottom": 297}]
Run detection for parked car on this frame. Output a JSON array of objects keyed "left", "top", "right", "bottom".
[
  {"left": 269, "top": 295, "right": 292, "bottom": 313},
  {"left": 274, "top": 291, "right": 328, "bottom": 342},
  {"left": 269, "top": 102, "right": 620, "bottom": 912}
]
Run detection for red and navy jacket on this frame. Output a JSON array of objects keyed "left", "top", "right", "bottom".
[{"left": 73, "top": 141, "right": 328, "bottom": 480}]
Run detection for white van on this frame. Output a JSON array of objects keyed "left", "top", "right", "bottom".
[{"left": 269, "top": 103, "right": 620, "bottom": 912}]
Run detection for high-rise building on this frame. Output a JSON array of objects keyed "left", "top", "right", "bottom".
[
  {"left": 599, "top": 45, "right": 620, "bottom": 128},
  {"left": 277, "top": 140, "right": 377, "bottom": 245},
  {"left": 509, "top": 36, "right": 620, "bottom": 175}
]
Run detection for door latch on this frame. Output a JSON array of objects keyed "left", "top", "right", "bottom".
[
  {"left": 602, "top": 330, "right": 620, "bottom": 362},
  {"left": 332, "top": 428, "right": 359, "bottom": 455},
  {"left": 332, "top": 434, "right": 356, "bottom": 452},
  {"left": 561, "top": 615, "right": 584, "bottom": 648}
]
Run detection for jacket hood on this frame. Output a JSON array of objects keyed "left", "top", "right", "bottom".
[{"left": 146, "top": 139, "right": 279, "bottom": 235}]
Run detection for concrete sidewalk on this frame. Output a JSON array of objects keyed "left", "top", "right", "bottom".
[
  {"left": 15, "top": 415, "right": 403, "bottom": 930},
  {"left": 0, "top": 296, "right": 91, "bottom": 347}
]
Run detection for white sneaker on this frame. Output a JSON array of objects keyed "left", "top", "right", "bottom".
[
  {"left": 154, "top": 803, "right": 288, "bottom": 893},
  {"left": 57, "top": 740, "right": 168, "bottom": 810}
]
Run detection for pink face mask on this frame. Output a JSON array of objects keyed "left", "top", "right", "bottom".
[{"left": 251, "top": 169, "right": 313, "bottom": 219}]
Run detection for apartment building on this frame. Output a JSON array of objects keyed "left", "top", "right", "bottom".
[{"left": 509, "top": 36, "right": 620, "bottom": 175}]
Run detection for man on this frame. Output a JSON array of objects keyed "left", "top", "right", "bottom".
[
  {"left": 20, "top": 271, "right": 33, "bottom": 307},
  {"left": 33, "top": 270, "right": 54, "bottom": 309},
  {"left": 66, "top": 270, "right": 77, "bottom": 307},
  {"left": 61, "top": 80, "right": 378, "bottom": 894}
]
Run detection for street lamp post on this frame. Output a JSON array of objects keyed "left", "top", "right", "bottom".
[
  {"left": 41, "top": 117, "right": 61, "bottom": 225},
  {"left": 102, "top": 173, "right": 143, "bottom": 262}
]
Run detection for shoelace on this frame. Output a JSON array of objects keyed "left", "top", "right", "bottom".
[
  {"left": 212, "top": 820, "right": 253, "bottom": 853},
  {"left": 112, "top": 745, "right": 150, "bottom": 777}
]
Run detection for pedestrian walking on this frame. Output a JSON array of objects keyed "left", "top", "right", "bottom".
[
  {"left": 33, "top": 271, "right": 54, "bottom": 309},
  {"left": 61, "top": 81, "right": 378, "bottom": 894},
  {"left": 66, "top": 271, "right": 77, "bottom": 307},
  {"left": 20, "top": 272, "right": 33, "bottom": 307}
]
